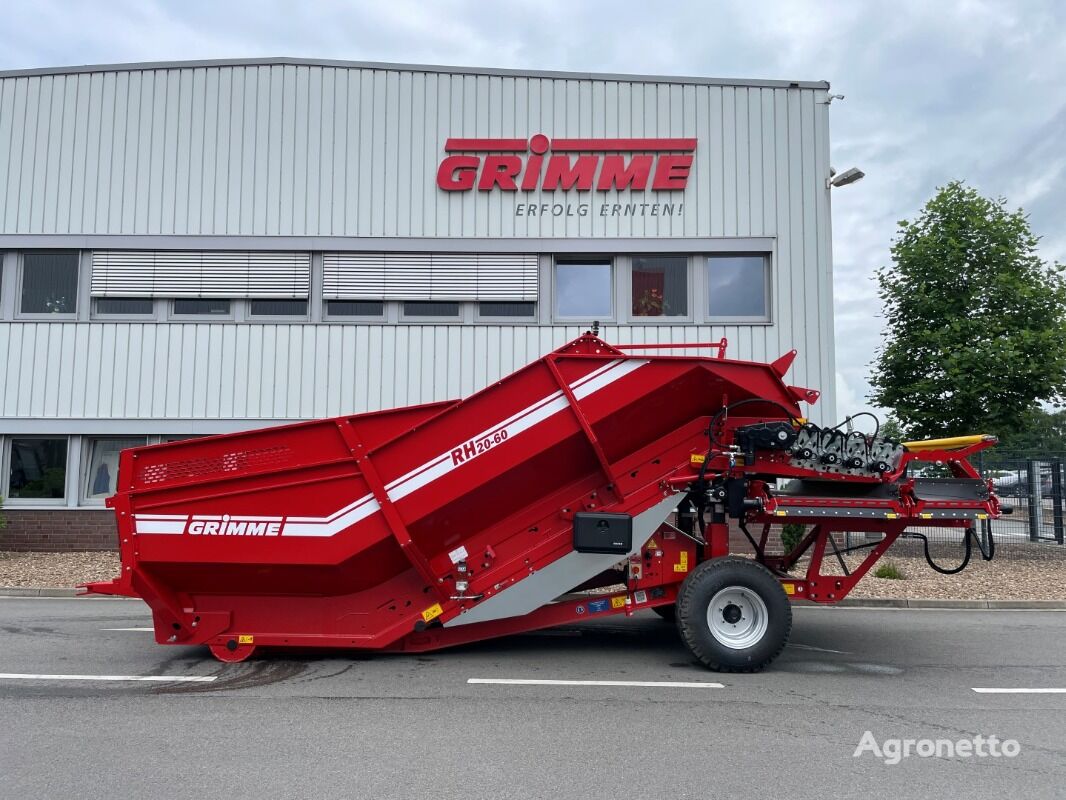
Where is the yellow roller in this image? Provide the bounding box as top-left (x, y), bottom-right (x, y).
top-left (902, 434), bottom-right (997, 452)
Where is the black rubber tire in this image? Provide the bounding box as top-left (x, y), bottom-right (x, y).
top-left (651, 604), bottom-right (676, 622)
top-left (676, 556), bottom-right (791, 672)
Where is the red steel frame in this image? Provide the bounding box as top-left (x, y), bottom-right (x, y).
top-left (87, 335), bottom-right (1001, 661)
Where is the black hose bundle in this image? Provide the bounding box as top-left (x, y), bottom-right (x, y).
top-left (901, 526), bottom-right (995, 575)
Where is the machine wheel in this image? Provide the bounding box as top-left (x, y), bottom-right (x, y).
top-left (209, 641), bottom-right (258, 663)
top-left (651, 604), bottom-right (676, 622)
top-left (676, 557), bottom-right (791, 672)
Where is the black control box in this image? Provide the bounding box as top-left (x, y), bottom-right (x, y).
top-left (573, 512), bottom-right (633, 554)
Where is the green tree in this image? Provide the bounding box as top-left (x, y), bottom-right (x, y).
top-left (995, 407), bottom-right (1066, 454)
top-left (879, 415), bottom-right (904, 442)
top-left (870, 182), bottom-right (1066, 440)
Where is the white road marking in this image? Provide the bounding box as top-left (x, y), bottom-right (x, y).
top-left (972, 687), bottom-right (1066, 694)
top-left (100, 627), bottom-right (155, 631)
top-left (468, 678), bottom-right (724, 688)
top-left (790, 643), bottom-right (849, 654)
top-left (0, 673), bottom-right (216, 683)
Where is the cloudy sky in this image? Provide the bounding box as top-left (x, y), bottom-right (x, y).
top-left (3, 0), bottom-right (1063, 416)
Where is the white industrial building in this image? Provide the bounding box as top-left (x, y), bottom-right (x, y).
top-left (0, 58), bottom-right (837, 547)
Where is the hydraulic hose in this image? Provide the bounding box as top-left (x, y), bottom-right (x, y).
top-left (901, 526), bottom-right (995, 575)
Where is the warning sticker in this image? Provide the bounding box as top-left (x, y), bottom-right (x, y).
top-left (646, 538), bottom-right (658, 549)
top-left (782, 583), bottom-right (795, 595)
top-left (673, 551), bottom-right (690, 573)
top-left (633, 590), bottom-right (648, 604)
top-left (448, 545), bottom-right (469, 564)
top-left (610, 595), bottom-right (626, 609)
top-left (237, 634), bottom-right (254, 645)
top-left (690, 453), bottom-right (707, 465)
top-left (421, 603), bottom-right (444, 623)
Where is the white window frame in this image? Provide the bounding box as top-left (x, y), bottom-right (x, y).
top-left (552, 257), bottom-right (616, 323)
top-left (167, 297), bottom-right (236, 321)
top-left (3, 435), bottom-right (71, 506)
top-left (322, 299), bottom-right (389, 322)
top-left (80, 436), bottom-right (148, 505)
top-left (399, 300), bottom-right (466, 324)
top-left (703, 252), bottom-right (774, 325)
top-left (624, 254), bottom-right (695, 325)
top-left (90, 296), bottom-right (160, 321)
top-left (15, 251), bottom-right (81, 320)
top-left (246, 298), bottom-right (312, 322)
top-left (474, 301), bottom-right (538, 324)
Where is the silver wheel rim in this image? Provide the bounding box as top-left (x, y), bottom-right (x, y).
top-left (707, 586), bottom-right (769, 650)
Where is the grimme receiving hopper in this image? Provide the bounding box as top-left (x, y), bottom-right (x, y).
top-left (88, 334), bottom-right (1001, 671)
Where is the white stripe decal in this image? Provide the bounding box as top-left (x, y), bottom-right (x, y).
top-left (134, 358), bottom-right (648, 537)
top-left (282, 496), bottom-right (382, 537)
top-left (133, 520), bottom-right (186, 535)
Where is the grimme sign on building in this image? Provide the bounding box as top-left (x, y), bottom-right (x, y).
top-left (0, 58), bottom-right (835, 551)
top-left (437, 134), bottom-right (694, 217)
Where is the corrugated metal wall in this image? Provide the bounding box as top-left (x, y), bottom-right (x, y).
top-left (0, 321), bottom-right (804, 422)
top-left (0, 63), bottom-right (829, 240)
top-left (0, 60), bottom-right (835, 432)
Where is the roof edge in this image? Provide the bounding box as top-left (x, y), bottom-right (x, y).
top-left (0, 56), bottom-right (830, 90)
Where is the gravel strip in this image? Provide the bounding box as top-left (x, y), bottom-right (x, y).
top-left (0, 551), bottom-right (120, 588)
top-left (1, 546), bottom-right (1063, 601)
top-left (789, 540), bottom-right (1066, 601)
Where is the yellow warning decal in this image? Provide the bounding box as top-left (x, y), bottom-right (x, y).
top-left (610, 596), bottom-right (626, 609)
top-left (886, 512), bottom-right (898, 519)
top-left (775, 510), bottom-right (787, 517)
top-left (673, 551), bottom-right (690, 573)
top-left (920, 513), bottom-right (933, 519)
top-left (690, 453), bottom-right (706, 465)
top-left (646, 538), bottom-right (658, 549)
top-left (782, 583), bottom-right (795, 596)
top-left (237, 635), bottom-right (254, 645)
top-left (421, 603), bottom-right (444, 623)
top-left (977, 513), bottom-right (988, 520)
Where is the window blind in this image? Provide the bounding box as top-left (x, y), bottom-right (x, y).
top-left (323, 252), bottom-right (538, 301)
top-left (90, 251), bottom-right (311, 299)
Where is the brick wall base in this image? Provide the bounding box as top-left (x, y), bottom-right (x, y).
top-left (0, 509), bottom-right (118, 551)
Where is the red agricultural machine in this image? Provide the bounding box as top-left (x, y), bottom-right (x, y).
top-left (88, 334), bottom-right (1001, 671)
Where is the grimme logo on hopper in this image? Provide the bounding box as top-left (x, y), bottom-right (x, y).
top-left (436, 134), bottom-right (696, 193)
top-left (186, 515), bottom-right (283, 536)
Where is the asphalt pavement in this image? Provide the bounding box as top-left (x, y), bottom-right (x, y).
top-left (0, 597), bottom-right (1064, 799)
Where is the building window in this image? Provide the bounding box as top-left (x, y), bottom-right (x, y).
top-left (631, 256), bottom-right (688, 318)
top-left (20, 252), bottom-right (79, 314)
top-left (84, 437), bottom-right (146, 500)
top-left (554, 261), bottom-right (613, 319)
top-left (402, 301), bottom-right (461, 318)
top-left (326, 300), bottom-right (386, 318)
top-left (706, 255), bottom-right (771, 321)
top-left (478, 301), bottom-right (536, 319)
top-left (173, 298), bottom-right (231, 316)
top-left (94, 297), bottom-right (154, 315)
top-left (249, 299), bottom-right (308, 317)
top-left (8, 438), bottom-right (68, 500)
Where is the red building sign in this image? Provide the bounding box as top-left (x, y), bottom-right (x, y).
top-left (437, 134), bottom-right (696, 192)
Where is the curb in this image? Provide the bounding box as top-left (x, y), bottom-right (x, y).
top-left (809, 598), bottom-right (1066, 610)
top-left (0, 587), bottom-right (1064, 608)
top-left (0, 587), bottom-right (133, 598)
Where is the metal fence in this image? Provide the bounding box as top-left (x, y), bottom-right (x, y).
top-left (977, 451), bottom-right (1066, 547)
